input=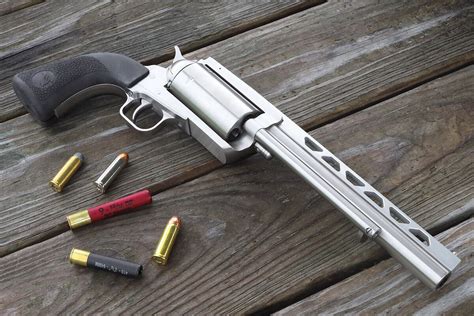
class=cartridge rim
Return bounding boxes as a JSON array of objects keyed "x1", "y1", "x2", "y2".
[
  {"x1": 49, "y1": 180, "x2": 62, "y2": 192},
  {"x1": 67, "y1": 210, "x2": 92, "y2": 229},
  {"x1": 151, "y1": 254, "x2": 167, "y2": 265},
  {"x1": 69, "y1": 248, "x2": 90, "y2": 266},
  {"x1": 94, "y1": 180, "x2": 106, "y2": 193}
]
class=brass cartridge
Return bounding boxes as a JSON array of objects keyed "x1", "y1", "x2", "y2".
[
  {"x1": 152, "y1": 216, "x2": 181, "y2": 265},
  {"x1": 49, "y1": 153, "x2": 84, "y2": 192}
]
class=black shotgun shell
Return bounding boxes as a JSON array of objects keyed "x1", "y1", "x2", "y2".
[{"x1": 69, "y1": 248, "x2": 143, "y2": 278}]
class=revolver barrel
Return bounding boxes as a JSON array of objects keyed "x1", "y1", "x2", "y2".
[
  {"x1": 118, "y1": 47, "x2": 460, "y2": 289},
  {"x1": 252, "y1": 124, "x2": 459, "y2": 289},
  {"x1": 160, "y1": 48, "x2": 460, "y2": 289}
]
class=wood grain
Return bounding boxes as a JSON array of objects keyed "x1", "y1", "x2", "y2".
[
  {"x1": 0, "y1": 0, "x2": 323, "y2": 121},
  {"x1": 0, "y1": 66, "x2": 472, "y2": 314},
  {"x1": 0, "y1": 0, "x2": 43, "y2": 16},
  {"x1": 275, "y1": 218, "x2": 474, "y2": 315},
  {"x1": 1, "y1": 0, "x2": 473, "y2": 256},
  {"x1": 3, "y1": 0, "x2": 473, "y2": 123}
]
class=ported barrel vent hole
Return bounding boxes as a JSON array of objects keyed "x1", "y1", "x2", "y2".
[
  {"x1": 410, "y1": 229, "x2": 430, "y2": 246},
  {"x1": 389, "y1": 207, "x2": 410, "y2": 224},
  {"x1": 305, "y1": 137, "x2": 323, "y2": 152},
  {"x1": 322, "y1": 156, "x2": 340, "y2": 171},
  {"x1": 346, "y1": 171, "x2": 364, "y2": 187},
  {"x1": 364, "y1": 191, "x2": 384, "y2": 208}
]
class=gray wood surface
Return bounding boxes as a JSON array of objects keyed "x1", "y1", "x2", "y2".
[
  {"x1": 0, "y1": 0, "x2": 323, "y2": 121},
  {"x1": 0, "y1": 0, "x2": 42, "y2": 16},
  {"x1": 275, "y1": 218, "x2": 474, "y2": 315},
  {"x1": 1, "y1": 0, "x2": 472, "y2": 257},
  {"x1": 0, "y1": 65, "x2": 472, "y2": 314}
]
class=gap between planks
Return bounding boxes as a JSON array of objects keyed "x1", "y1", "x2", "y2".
[
  {"x1": 272, "y1": 217, "x2": 474, "y2": 315},
  {"x1": 257, "y1": 214, "x2": 473, "y2": 315},
  {"x1": 305, "y1": 61, "x2": 474, "y2": 131},
  {"x1": 0, "y1": 0, "x2": 43, "y2": 16}
]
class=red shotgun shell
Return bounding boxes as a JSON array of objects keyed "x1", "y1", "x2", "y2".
[{"x1": 67, "y1": 189, "x2": 152, "y2": 229}]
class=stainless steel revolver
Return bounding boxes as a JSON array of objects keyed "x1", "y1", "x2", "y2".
[{"x1": 13, "y1": 46, "x2": 460, "y2": 289}]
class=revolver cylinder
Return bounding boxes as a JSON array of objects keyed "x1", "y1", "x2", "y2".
[{"x1": 167, "y1": 62, "x2": 258, "y2": 141}]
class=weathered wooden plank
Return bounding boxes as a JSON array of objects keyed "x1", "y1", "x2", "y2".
[
  {"x1": 3, "y1": 0, "x2": 473, "y2": 123},
  {"x1": 0, "y1": 66, "x2": 472, "y2": 314},
  {"x1": 185, "y1": 0, "x2": 474, "y2": 131},
  {"x1": 0, "y1": 0, "x2": 42, "y2": 16},
  {"x1": 1, "y1": 0, "x2": 473, "y2": 256},
  {"x1": 275, "y1": 218, "x2": 474, "y2": 315},
  {"x1": 0, "y1": 0, "x2": 324, "y2": 121}
]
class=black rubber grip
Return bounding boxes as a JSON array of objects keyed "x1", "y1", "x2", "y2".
[
  {"x1": 12, "y1": 53, "x2": 149, "y2": 122},
  {"x1": 87, "y1": 253, "x2": 143, "y2": 278}
]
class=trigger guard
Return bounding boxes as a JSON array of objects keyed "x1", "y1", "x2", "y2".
[
  {"x1": 54, "y1": 84, "x2": 127, "y2": 119},
  {"x1": 120, "y1": 95, "x2": 171, "y2": 133}
]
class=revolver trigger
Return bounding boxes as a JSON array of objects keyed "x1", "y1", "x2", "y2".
[
  {"x1": 131, "y1": 100, "x2": 153, "y2": 123},
  {"x1": 120, "y1": 94, "x2": 175, "y2": 133}
]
